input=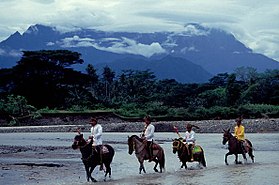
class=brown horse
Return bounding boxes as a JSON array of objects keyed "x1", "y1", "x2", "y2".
[
  {"x1": 172, "y1": 138, "x2": 206, "y2": 169},
  {"x1": 128, "y1": 135, "x2": 165, "y2": 174},
  {"x1": 222, "y1": 129, "x2": 254, "y2": 165},
  {"x1": 72, "y1": 134, "x2": 115, "y2": 182}
]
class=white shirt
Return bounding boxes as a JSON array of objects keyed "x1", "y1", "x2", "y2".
[
  {"x1": 144, "y1": 124, "x2": 155, "y2": 141},
  {"x1": 90, "y1": 124, "x2": 103, "y2": 146},
  {"x1": 185, "y1": 130, "x2": 195, "y2": 144}
]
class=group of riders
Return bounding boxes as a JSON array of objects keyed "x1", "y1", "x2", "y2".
[{"x1": 85, "y1": 115, "x2": 247, "y2": 170}]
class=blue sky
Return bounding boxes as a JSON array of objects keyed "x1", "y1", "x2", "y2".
[{"x1": 0, "y1": 0, "x2": 278, "y2": 61}]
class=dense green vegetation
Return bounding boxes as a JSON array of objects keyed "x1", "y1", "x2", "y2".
[{"x1": 0, "y1": 50, "x2": 278, "y2": 124}]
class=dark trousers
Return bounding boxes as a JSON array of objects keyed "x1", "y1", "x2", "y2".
[
  {"x1": 147, "y1": 141, "x2": 153, "y2": 158},
  {"x1": 92, "y1": 145, "x2": 103, "y2": 164}
]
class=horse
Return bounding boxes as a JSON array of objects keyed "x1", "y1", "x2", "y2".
[
  {"x1": 222, "y1": 129, "x2": 254, "y2": 165},
  {"x1": 127, "y1": 135, "x2": 165, "y2": 174},
  {"x1": 72, "y1": 134, "x2": 115, "y2": 182},
  {"x1": 172, "y1": 138, "x2": 206, "y2": 169}
]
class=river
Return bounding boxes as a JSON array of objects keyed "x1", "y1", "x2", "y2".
[{"x1": 0, "y1": 132, "x2": 279, "y2": 185}]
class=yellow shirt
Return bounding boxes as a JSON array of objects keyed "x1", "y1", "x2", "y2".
[{"x1": 234, "y1": 125, "x2": 245, "y2": 141}]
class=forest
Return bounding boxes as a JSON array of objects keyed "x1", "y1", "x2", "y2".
[{"x1": 0, "y1": 50, "x2": 278, "y2": 125}]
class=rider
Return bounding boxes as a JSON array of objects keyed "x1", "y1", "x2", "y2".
[
  {"x1": 185, "y1": 123, "x2": 197, "y2": 161},
  {"x1": 234, "y1": 117, "x2": 246, "y2": 153},
  {"x1": 141, "y1": 115, "x2": 155, "y2": 162},
  {"x1": 89, "y1": 117, "x2": 104, "y2": 170}
]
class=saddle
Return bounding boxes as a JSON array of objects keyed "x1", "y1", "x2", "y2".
[
  {"x1": 92, "y1": 145, "x2": 109, "y2": 154},
  {"x1": 151, "y1": 143, "x2": 160, "y2": 150}
]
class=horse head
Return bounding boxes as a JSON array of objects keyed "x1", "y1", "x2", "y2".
[
  {"x1": 222, "y1": 128, "x2": 232, "y2": 145},
  {"x1": 127, "y1": 135, "x2": 136, "y2": 155},
  {"x1": 172, "y1": 138, "x2": 183, "y2": 154},
  {"x1": 72, "y1": 134, "x2": 87, "y2": 150},
  {"x1": 128, "y1": 135, "x2": 144, "y2": 155}
]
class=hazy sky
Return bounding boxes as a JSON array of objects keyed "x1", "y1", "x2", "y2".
[{"x1": 0, "y1": 0, "x2": 278, "y2": 61}]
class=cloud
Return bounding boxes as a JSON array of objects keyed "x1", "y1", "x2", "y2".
[
  {"x1": 0, "y1": 0, "x2": 278, "y2": 61},
  {"x1": 58, "y1": 35, "x2": 166, "y2": 58}
]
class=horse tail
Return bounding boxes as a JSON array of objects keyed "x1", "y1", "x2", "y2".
[
  {"x1": 160, "y1": 149, "x2": 165, "y2": 170},
  {"x1": 201, "y1": 151, "x2": 206, "y2": 167},
  {"x1": 245, "y1": 139, "x2": 255, "y2": 162}
]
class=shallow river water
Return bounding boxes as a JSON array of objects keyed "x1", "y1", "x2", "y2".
[{"x1": 0, "y1": 132, "x2": 279, "y2": 185}]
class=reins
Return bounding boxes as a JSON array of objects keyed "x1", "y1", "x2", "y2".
[
  {"x1": 173, "y1": 139, "x2": 189, "y2": 159},
  {"x1": 132, "y1": 137, "x2": 146, "y2": 154}
]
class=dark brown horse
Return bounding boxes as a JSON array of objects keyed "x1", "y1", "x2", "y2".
[
  {"x1": 72, "y1": 134, "x2": 115, "y2": 182},
  {"x1": 128, "y1": 135, "x2": 165, "y2": 174},
  {"x1": 222, "y1": 129, "x2": 254, "y2": 165},
  {"x1": 172, "y1": 138, "x2": 206, "y2": 169}
]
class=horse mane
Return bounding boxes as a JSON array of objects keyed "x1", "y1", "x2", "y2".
[{"x1": 130, "y1": 135, "x2": 144, "y2": 142}]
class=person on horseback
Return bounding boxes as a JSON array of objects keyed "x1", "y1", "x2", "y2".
[
  {"x1": 185, "y1": 123, "x2": 198, "y2": 161},
  {"x1": 234, "y1": 117, "x2": 246, "y2": 154},
  {"x1": 141, "y1": 115, "x2": 155, "y2": 162},
  {"x1": 89, "y1": 117, "x2": 104, "y2": 170}
]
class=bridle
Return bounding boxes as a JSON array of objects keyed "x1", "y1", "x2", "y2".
[
  {"x1": 172, "y1": 140, "x2": 182, "y2": 150},
  {"x1": 173, "y1": 139, "x2": 189, "y2": 158},
  {"x1": 129, "y1": 136, "x2": 146, "y2": 155}
]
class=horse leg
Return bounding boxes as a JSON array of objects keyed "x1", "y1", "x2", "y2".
[
  {"x1": 90, "y1": 166, "x2": 97, "y2": 182},
  {"x1": 183, "y1": 161, "x2": 187, "y2": 169},
  {"x1": 139, "y1": 162, "x2": 146, "y2": 174},
  {"x1": 242, "y1": 152, "x2": 247, "y2": 164},
  {"x1": 103, "y1": 162, "x2": 111, "y2": 181},
  {"x1": 225, "y1": 152, "x2": 232, "y2": 165},
  {"x1": 235, "y1": 153, "x2": 242, "y2": 164},
  {"x1": 153, "y1": 159, "x2": 159, "y2": 172},
  {"x1": 249, "y1": 149, "x2": 255, "y2": 163},
  {"x1": 85, "y1": 165, "x2": 90, "y2": 182}
]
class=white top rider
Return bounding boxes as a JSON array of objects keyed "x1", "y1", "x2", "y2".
[
  {"x1": 89, "y1": 118, "x2": 103, "y2": 146},
  {"x1": 144, "y1": 122, "x2": 155, "y2": 141},
  {"x1": 185, "y1": 129, "x2": 196, "y2": 144}
]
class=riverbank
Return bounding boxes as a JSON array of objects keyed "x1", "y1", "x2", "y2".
[{"x1": 0, "y1": 118, "x2": 278, "y2": 133}]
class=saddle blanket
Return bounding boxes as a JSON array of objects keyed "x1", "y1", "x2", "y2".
[{"x1": 193, "y1": 145, "x2": 202, "y2": 154}]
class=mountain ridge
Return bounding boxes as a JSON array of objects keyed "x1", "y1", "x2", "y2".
[{"x1": 0, "y1": 23, "x2": 278, "y2": 83}]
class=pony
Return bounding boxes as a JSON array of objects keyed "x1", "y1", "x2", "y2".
[
  {"x1": 72, "y1": 134, "x2": 115, "y2": 182},
  {"x1": 127, "y1": 135, "x2": 165, "y2": 174},
  {"x1": 222, "y1": 129, "x2": 254, "y2": 165},
  {"x1": 172, "y1": 138, "x2": 206, "y2": 169}
]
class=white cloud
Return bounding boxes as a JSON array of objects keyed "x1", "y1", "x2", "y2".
[
  {"x1": 58, "y1": 35, "x2": 166, "y2": 58},
  {"x1": 93, "y1": 37, "x2": 166, "y2": 58},
  {"x1": 0, "y1": 0, "x2": 278, "y2": 61}
]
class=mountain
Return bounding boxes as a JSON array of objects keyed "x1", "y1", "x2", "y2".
[
  {"x1": 0, "y1": 23, "x2": 278, "y2": 83},
  {"x1": 95, "y1": 56, "x2": 212, "y2": 83}
]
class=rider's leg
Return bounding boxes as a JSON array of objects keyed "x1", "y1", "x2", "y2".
[
  {"x1": 99, "y1": 145, "x2": 104, "y2": 171},
  {"x1": 189, "y1": 144, "x2": 194, "y2": 161},
  {"x1": 147, "y1": 141, "x2": 153, "y2": 162}
]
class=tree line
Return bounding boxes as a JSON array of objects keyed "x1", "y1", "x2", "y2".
[{"x1": 0, "y1": 50, "x2": 278, "y2": 124}]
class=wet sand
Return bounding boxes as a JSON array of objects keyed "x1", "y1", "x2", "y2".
[{"x1": 1, "y1": 132, "x2": 279, "y2": 185}]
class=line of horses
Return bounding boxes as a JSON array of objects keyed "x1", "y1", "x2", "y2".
[{"x1": 71, "y1": 129, "x2": 255, "y2": 182}]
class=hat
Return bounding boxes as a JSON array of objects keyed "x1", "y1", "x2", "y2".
[{"x1": 89, "y1": 117, "x2": 97, "y2": 124}]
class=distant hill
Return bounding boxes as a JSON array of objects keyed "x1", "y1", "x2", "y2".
[
  {"x1": 96, "y1": 55, "x2": 212, "y2": 83},
  {"x1": 0, "y1": 23, "x2": 278, "y2": 83}
]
